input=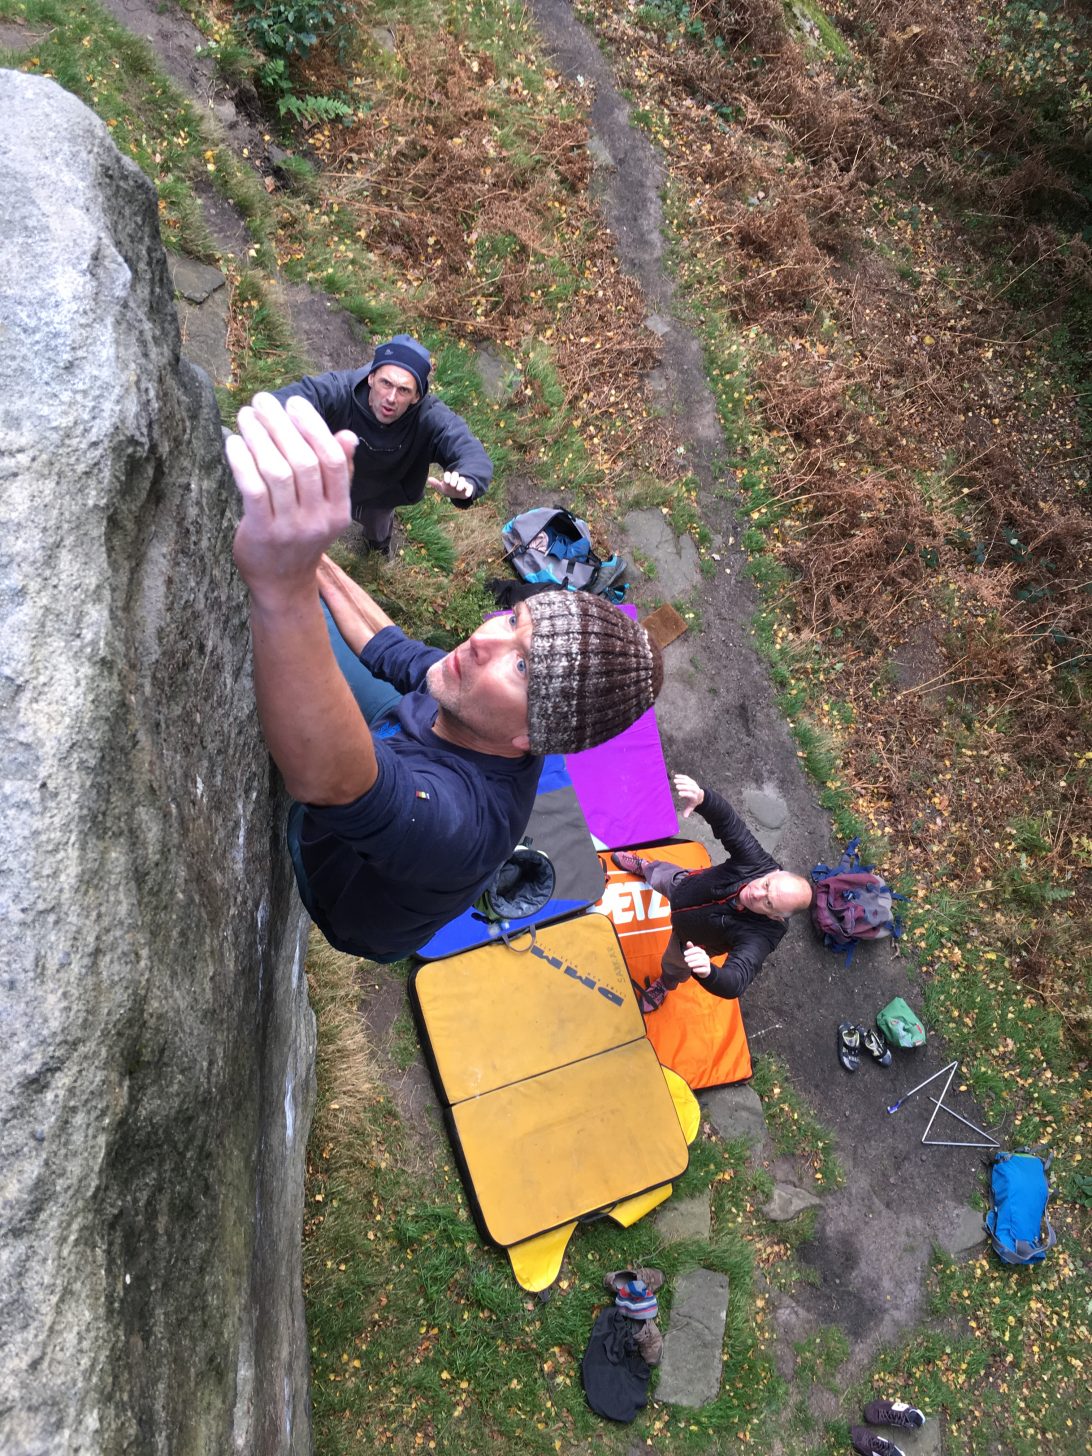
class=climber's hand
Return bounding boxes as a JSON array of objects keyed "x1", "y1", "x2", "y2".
[{"x1": 226, "y1": 393, "x2": 356, "y2": 604}]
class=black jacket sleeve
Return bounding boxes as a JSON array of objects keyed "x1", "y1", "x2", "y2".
[
  {"x1": 422, "y1": 399, "x2": 493, "y2": 508},
  {"x1": 696, "y1": 788, "x2": 772, "y2": 867},
  {"x1": 272, "y1": 371, "x2": 361, "y2": 433},
  {"x1": 700, "y1": 926, "x2": 783, "y2": 999}
]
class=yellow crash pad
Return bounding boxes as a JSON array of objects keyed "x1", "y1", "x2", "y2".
[{"x1": 411, "y1": 915, "x2": 690, "y2": 1247}]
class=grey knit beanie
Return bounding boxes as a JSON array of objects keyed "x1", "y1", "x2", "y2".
[{"x1": 523, "y1": 593, "x2": 663, "y2": 754}]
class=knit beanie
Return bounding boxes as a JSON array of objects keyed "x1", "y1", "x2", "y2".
[
  {"x1": 366, "y1": 334, "x2": 431, "y2": 397},
  {"x1": 524, "y1": 592, "x2": 663, "y2": 755},
  {"x1": 614, "y1": 1279, "x2": 659, "y2": 1320}
]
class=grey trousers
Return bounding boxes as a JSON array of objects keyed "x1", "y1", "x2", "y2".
[
  {"x1": 643, "y1": 860, "x2": 692, "y2": 988},
  {"x1": 352, "y1": 501, "x2": 394, "y2": 549}
]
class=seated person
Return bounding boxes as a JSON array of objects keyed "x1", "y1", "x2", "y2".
[{"x1": 613, "y1": 774, "x2": 811, "y2": 1012}]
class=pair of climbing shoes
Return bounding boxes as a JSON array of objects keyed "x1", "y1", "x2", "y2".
[{"x1": 837, "y1": 1022, "x2": 892, "y2": 1073}]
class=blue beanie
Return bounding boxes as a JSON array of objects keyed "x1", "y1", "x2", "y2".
[{"x1": 367, "y1": 334, "x2": 431, "y2": 398}]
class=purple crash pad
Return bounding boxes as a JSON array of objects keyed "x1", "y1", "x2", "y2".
[{"x1": 565, "y1": 605, "x2": 677, "y2": 851}]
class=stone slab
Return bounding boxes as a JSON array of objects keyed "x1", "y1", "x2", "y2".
[
  {"x1": 937, "y1": 1204, "x2": 986, "y2": 1259},
  {"x1": 175, "y1": 292, "x2": 232, "y2": 388},
  {"x1": 656, "y1": 1268, "x2": 730, "y2": 1407},
  {"x1": 475, "y1": 343, "x2": 516, "y2": 401},
  {"x1": 624, "y1": 508, "x2": 700, "y2": 600},
  {"x1": 768, "y1": 1292, "x2": 815, "y2": 1380},
  {"x1": 762, "y1": 1182, "x2": 823, "y2": 1222},
  {"x1": 654, "y1": 1193, "x2": 711, "y2": 1245},
  {"x1": 743, "y1": 788, "x2": 789, "y2": 852},
  {"x1": 167, "y1": 254, "x2": 226, "y2": 304},
  {"x1": 700, "y1": 1084, "x2": 766, "y2": 1145},
  {"x1": 587, "y1": 134, "x2": 614, "y2": 169}
]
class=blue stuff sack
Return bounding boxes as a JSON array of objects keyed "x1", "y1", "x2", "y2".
[{"x1": 985, "y1": 1148, "x2": 1056, "y2": 1265}]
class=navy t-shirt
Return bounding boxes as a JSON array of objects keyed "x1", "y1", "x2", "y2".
[{"x1": 288, "y1": 626, "x2": 541, "y2": 961}]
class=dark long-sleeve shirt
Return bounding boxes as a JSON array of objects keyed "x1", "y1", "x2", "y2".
[
  {"x1": 288, "y1": 628, "x2": 539, "y2": 962},
  {"x1": 669, "y1": 789, "x2": 787, "y2": 998},
  {"x1": 273, "y1": 368, "x2": 492, "y2": 512}
]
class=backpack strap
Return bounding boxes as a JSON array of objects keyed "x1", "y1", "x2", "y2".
[
  {"x1": 487, "y1": 923, "x2": 537, "y2": 953},
  {"x1": 1015, "y1": 1222, "x2": 1057, "y2": 1260}
]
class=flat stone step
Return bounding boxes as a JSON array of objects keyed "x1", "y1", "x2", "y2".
[
  {"x1": 700, "y1": 1084, "x2": 767, "y2": 1145},
  {"x1": 656, "y1": 1267, "x2": 730, "y2": 1408},
  {"x1": 936, "y1": 1203, "x2": 986, "y2": 1259},
  {"x1": 654, "y1": 1192, "x2": 711, "y2": 1244},
  {"x1": 623, "y1": 508, "x2": 700, "y2": 599},
  {"x1": 762, "y1": 1182, "x2": 823, "y2": 1222}
]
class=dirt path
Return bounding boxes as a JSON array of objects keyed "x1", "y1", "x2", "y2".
[
  {"x1": 525, "y1": 0, "x2": 984, "y2": 1384},
  {"x1": 102, "y1": 0, "x2": 985, "y2": 1402}
]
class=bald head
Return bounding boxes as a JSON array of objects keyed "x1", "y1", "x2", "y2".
[{"x1": 738, "y1": 870, "x2": 814, "y2": 921}]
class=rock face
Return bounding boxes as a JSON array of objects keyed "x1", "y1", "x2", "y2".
[{"x1": 0, "y1": 70, "x2": 314, "y2": 1455}]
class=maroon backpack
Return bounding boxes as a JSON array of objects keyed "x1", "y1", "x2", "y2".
[{"x1": 810, "y1": 839, "x2": 905, "y2": 964}]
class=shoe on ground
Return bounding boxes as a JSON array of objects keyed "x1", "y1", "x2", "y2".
[
  {"x1": 365, "y1": 536, "x2": 392, "y2": 559},
  {"x1": 612, "y1": 850, "x2": 650, "y2": 878},
  {"x1": 863, "y1": 1399, "x2": 925, "y2": 1430},
  {"x1": 604, "y1": 1266, "x2": 665, "y2": 1295},
  {"x1": 837, "y1": 1021, "x2": 861, "y2": 1073},
  {"x1": 850, "y1": 1428, "x2": 905, "y2": 1456},
  {"x1": 637, "y1": 978, "x2": 669, "y2": 1015},
  {"x1": 859, "y1": 1024, "x2": 893, "y2": 1067},
  {"x1": 632, "y1": 1318, "x2": 663, "y2": 1366}
]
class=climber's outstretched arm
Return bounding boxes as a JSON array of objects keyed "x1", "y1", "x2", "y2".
[{"x1": 225, "y1": 393, "x2": 379, "y2": 805}]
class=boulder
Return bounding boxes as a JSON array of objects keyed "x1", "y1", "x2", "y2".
[{"x1": 0, "y1": 70, "x2": 313, "y2": 1455}]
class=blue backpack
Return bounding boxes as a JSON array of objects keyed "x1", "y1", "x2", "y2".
[
  {"x1": 985, "y1": 1148, "x2": 1056, "y2": 1265},
  {"x1": 501, "y1": 507, "x2": 629, "y2": 602}
]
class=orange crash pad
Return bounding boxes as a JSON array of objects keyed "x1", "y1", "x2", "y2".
[{"x1": 591, "y1": 841, "x2": 753, "y2": 1090}]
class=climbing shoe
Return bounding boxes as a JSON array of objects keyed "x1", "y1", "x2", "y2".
[
  {"x1": 863, "y1": 1400, "x2": 925, "y2": 1430},
  {"x1": 837, "y1": 1021, "x2": 861, "y2": 1073},
  {"x1": 612, "y1": 850, "x2": 651, "y2": 878},
  {"x1": 850, "y1": 1429, "x2": 905, "y2": 1456},
  {"x1": 633, "y1": 1318, "x2": 663, "y2": 1366},
  {"x1": 637, "y1": 978, "x2": 669, "y2": 1015},
  {"x1": 858, "y1": 1025, "x2": 893, "y2": 1068},
  {"x1": 604, "y1": 1267, "x2": 665, "y2": 1296}
]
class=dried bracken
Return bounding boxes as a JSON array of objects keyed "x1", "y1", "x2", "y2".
[
  {"x1": 595, "y1": 0, "x2": 1090, "y2": 1004},
  {"x1": 298, "y1": 27, "x2": 672, "y2": 488}
]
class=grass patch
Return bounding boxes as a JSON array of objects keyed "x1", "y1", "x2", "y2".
[
  {"x1": 304, "y1": 938, "x2": 793, "y2": 1455},
  {"x1": 3, "y1": 0, "x2": 272, "y2": 258},
  {"x1": 751, "y1": 1057, "x2": 844, "y2": 1189},
  {"x1": 223, "y1": 272, "x2": 309, "y2": 412}
]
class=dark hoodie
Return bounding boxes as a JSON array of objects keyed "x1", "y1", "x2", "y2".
[{"x1": 273, "y1": 364, "x2": 492, "y2": 513}]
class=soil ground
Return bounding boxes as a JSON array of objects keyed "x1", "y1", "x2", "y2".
[
  {"x1": 90, "y1": 0, "x2": 989, "y2": 1415},
  {"x1": 524, "y1": 0, "x2": 982, "y2": 1374}
]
